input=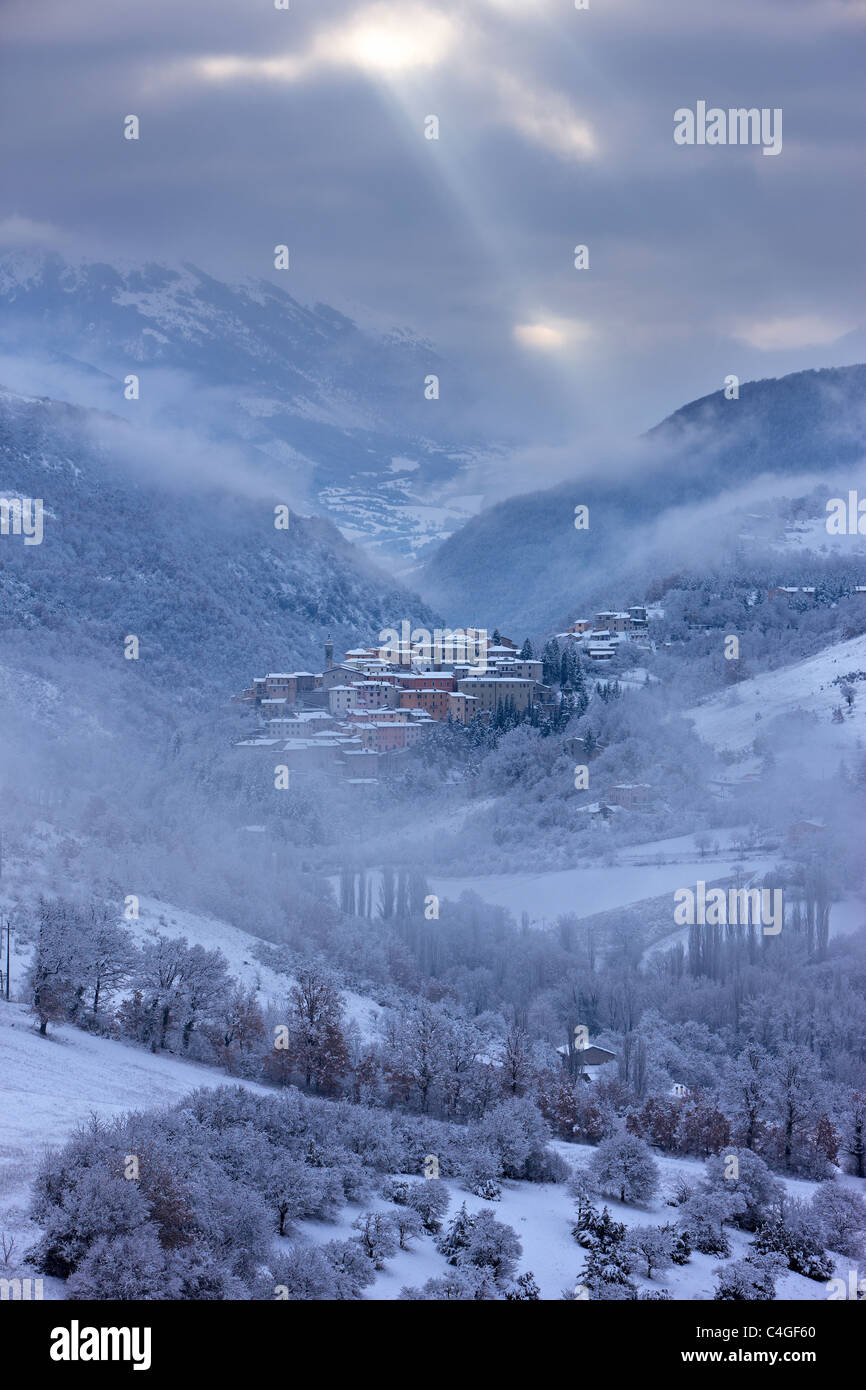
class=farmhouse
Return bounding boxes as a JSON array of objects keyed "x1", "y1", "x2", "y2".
[{"x1": 556, "y1": 1039, "x2": 617, "y2": 1081}]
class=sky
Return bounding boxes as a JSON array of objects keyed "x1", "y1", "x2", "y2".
[{"x1": 1, "y1": 0, "x2": 865, "y2": 453}]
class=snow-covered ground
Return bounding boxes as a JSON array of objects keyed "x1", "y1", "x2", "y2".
[
  {"x1": 767, "y1": 516, "x2": 866, "y2": 555},
  {"x1": 0, "y1": 1000, "x2": 268, "y2": 1296},
  {"x1": 687, "y1": 632, "x2": 866, "y2": 754},
  {"x1": 294, "y1": 1142, "x2": 860, "y2": 1302},
  {"x1": 1, "y1": 999, "x2": 862, "y2": 1302},
  {"x1": 429, "y1": 831, "x2": 773, "y2": 928}
]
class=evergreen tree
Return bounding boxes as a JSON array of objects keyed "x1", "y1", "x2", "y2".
[
  {"x1": 437, "y1": 1202, "x2": 476, "y2": 1264},
  {"x1": 506, "y1": 1270, "x2": 541, "y2": 1299},
  {"x1": 541, "y1": 638, "x2": 561, "y2": 686}
]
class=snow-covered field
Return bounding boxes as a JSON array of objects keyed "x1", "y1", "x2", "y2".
[
  {"x1": 768, "y1": 516, "x2": 866, "y2": 555},
  {"x1": 0, "y1": 1001, "x2": 268, "y2": 1296},
  {"x1": 0, "y1": 898, "x2": 384, "y2": 1296},
  {"x1": 294, "y1": 1142, "x2": 858, "y2": 1302},
  {"x1": 430, "y1": 831, "x2": 773, "y2": 928},
  {"x1": 687, "y1": 632, "x2": 866, "y2": 754}
]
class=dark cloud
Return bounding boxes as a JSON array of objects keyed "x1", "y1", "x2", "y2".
[{"x1": 1, "y1": 0, "x2": 863, "y2": 452}]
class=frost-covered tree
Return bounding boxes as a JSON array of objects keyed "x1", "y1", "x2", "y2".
[
  {"x1": 624, "y1": 1224, "x2": 675, "y2": 1280},
  {"x1": 461, "y1": 1209, "x2": 522, "y2": 1284},
  {"x1": 130, "y1": 935, "x2": 230, "y2": 1054},
  {"x1": 437, "y1": 1202, "x2": 476, "y2": 1264},
  {"x1": 461, "y1": 1142, "x2": 502, "y2": 1200},
  {"x1": 752, "y1": 1203, "x2": 833, "y2": 1282},
  {"x1": 589, "y1": 1132, "x2": 660, "y2": 1205},
  {"x1": 318, "y1": 1238, "x2": 377, "y2": 1299},
  {"x1": 713, "y1": 1253, "x2": 784, "y2": 1301},
  {"x1": 264, "y1": 1157, "x2": 341, "y2": 1235},
  {"x1": 176, "y1": 943, "x2": 232, "y2": 1052},
  {"x1": 572, "y1": 1203, "x2": 628, "y2": 1253},
  {"x1": 406, "y1": 1179, "x2": 450, "y2": 1233},
  {"x1": 392, "y1": 1205, "x2": 424, "y2": 1250},
  {"x1": 385, "y1": 1002, "x2": 444, "y2": 1114},
  {"x1": 65, "y1": 1224, "x2": 178, "y2": 1301},
  {"x1": 400, "y1": 1266, "x2": 502, "y2": 1300},
  {"x1": 659, "y1": 1222, "x2": 692, "y2": 1265},
  {"x1": 568, "y1": 1166, "x2": 599, "y2": 1223},
  {"x1": 679, "y1": 1190, "x2": 742, "y2": 1256},
  {"x1": 381, "y1": 1176, "x2": 411, "y2": 1205},
  {"x1": 501, "y1": 1014, "x2": 534, "y2": 1098},
  {"x1": 702, "y1": 1148, "x2": 784, "y2": 1231},
  {"x1": 30, "y1": 1152, "x2": 152, "y2": 1278},
  {"x1": 541, "y1": 639, "x2": 561, "y2": 686},
  {"x1": 506, "y1": 1270, "x2": 541, "y2": 1299},
  {"x1": 577, "y1": 1228, "x2": 637, "y2": 1301},
  {"x1": 840, "y1": 1091, "x2": 866, "y2": 1179},
  {"x1": 475, "y1": 1097, "x2": 552, "y2": 1180},
  {"x1": 725, "y1": 1043, "x2": 771, "y2": 1150},
  {"x1": 438, "y1": 1012, "x2": 483, "y2": 1118},
  {"x1": 352, "y1": 1211, "x2": 399, "y2": 1269},
  {"x1": 810, "y1": 1183, "x2": 866, "y2": 1258},
  {"x1": 211, "y1": 985, "x2": 266, "y2": 1075},
  {"x1": 275, "y1": 964, "x2": 350, "y2": 1093},
  {"x1": 27, "y1": 898, "x2": 86, "y2": 1034},
  {"x1": 269, "y1": 1244, "x2": 339, "y2": 1300},
  {"x1": 767, "y1": 1048, "x2": 824, "y2": 1173}
]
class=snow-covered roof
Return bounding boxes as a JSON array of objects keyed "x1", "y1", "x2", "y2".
[{"x1": 555, "y1": 1043, "x2": 616, "y2": 1064}]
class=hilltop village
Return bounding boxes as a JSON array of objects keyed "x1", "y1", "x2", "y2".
[{"x1": 233, "y1": 606, "x2": 656, "y2": 788}]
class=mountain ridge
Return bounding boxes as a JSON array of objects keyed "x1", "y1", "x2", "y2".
[
  {"x1": 0, "y1": 248, "x2": 486, "y2": 566},
  {"x1": 418, "y1": 363, "x2": 866, "y2": 631}
]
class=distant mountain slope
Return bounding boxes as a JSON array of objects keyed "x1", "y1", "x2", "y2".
[
  {"x1": 0, "y1": 250, "x2": 486, "y2": 564},
  {"x1": 419, "y1": 365, "x2": 866, "y2": 631},
  {"x1": 0, "y1": 386, "x2": 437, "y2": 699}
]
